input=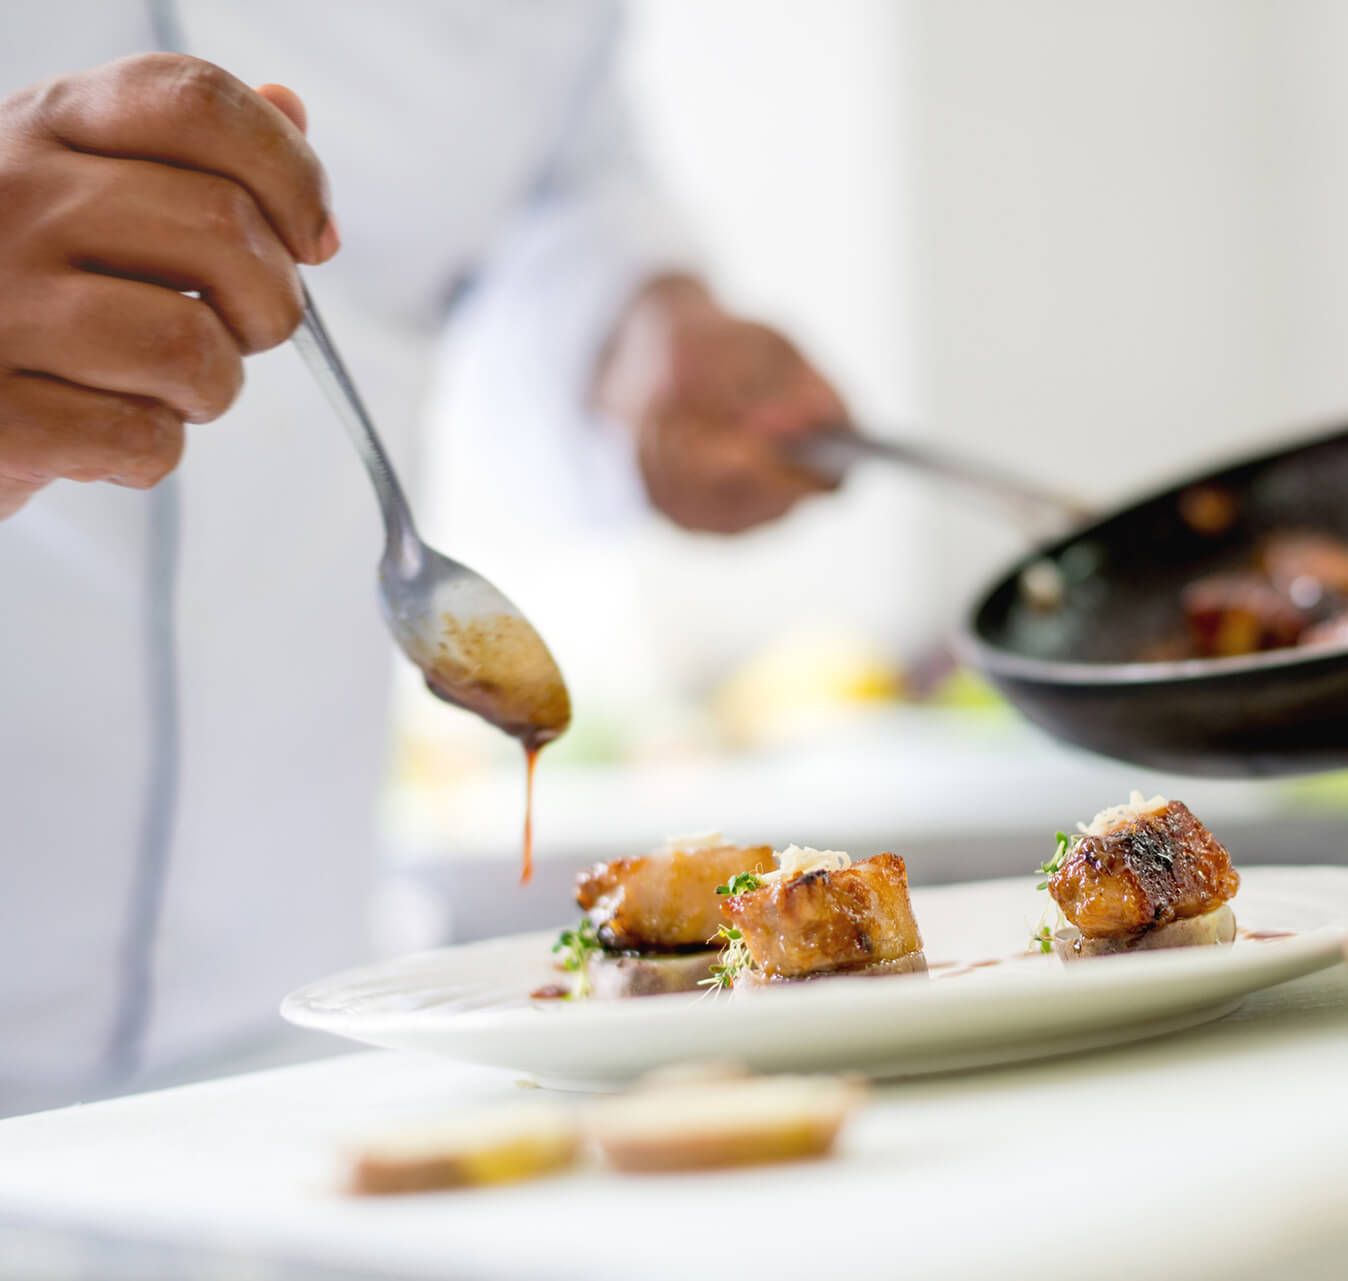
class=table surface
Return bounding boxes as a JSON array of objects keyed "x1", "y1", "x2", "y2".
[{"x1": 2, "y1": 962, "x2": 1347, "y2": 1281}]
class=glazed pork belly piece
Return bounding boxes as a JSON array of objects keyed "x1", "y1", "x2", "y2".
[
  {"x1": 577, "y1": 835, "x2": 771, "y2": 953},
  {"x1": 1181, "y1": 572, "x2": 1308, "y2": 657},
  {"x1": 1047, "y1": 794, "x2": 1240, "y2": 957},
  {"x1": 722, "y1": 849, "x2": 925, "y2": 983}
]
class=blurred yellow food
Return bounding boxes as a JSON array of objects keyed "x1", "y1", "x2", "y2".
[
  {"x1": 346, "y1": 1105, "x2": 580, "y2": 1195},
  {"x1": 928, "y1": 666, "x2": 1005, "y2": 710},
  {"x1": 588, "y1": 1073, "x2": 865, "y2": 1173},
  {"x1": 714, "y1": 626, "x2": 903, "y2": 747}
]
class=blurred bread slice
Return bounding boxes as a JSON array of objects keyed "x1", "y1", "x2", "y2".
[
  {"x1": 589, "y1": 1074, "x2": 864, "y2": 1173},
  {"x1": 347, "y1": 1106, "x2": 580, "y2": 1195}
]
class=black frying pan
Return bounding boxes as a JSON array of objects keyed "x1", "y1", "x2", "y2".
[{"x1": 802, "y1": 423, "x2": 1348, "y2": 777}]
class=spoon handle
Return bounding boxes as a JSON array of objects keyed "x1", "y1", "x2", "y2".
[
  {"x1": 791, "y1": 428, "x2": 1093, "y2": 536},
  {"x1": 292, "y1": 283, "x2": 420, "y2": 560}
]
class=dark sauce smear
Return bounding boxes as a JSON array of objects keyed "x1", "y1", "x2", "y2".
[{"x1": 529, "y1": 983, "x2": 570, "y2": 1001}]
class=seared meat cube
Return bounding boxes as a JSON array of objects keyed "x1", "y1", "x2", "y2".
[
  {"x1": 1260, "y1": 531, "x2": 1348, "y2": 601},
  {"x1": 723, "y1": 852, "x2": 923, "y2": 980},
  {"x1": 1182, "y1": 572, "x2": 1307, "y2": 657},
  {"x1": 1048, "y1": 799, "x2": 1239, "y2": 940},
  {"x1": 577, "y1": 838, "x2": 771, "y2": 952},
  {"x1": 1300, "y1": 613, "x2": 1348, "y2": 648}
]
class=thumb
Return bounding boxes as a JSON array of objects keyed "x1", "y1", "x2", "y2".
[{"x1": 255, "y1": 82, "x2": 308, "y2": 134}]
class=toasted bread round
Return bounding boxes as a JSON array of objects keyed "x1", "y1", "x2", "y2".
[
  {"x1": 347, "y1": 1106, "x2": 580, "y2": 1195},
  {"x1": 735, "y1": 950, "x2": 928, "y2": 989},
  {"x1": 588, "y1": 1075, "x2": 864, "y2": 1173},
  {"x1": 588, "y1": 950, "x2": 719, "y2": 999},
  {"x1": 1054, "y1": 902, "x2": 1236, "y2": 961}
]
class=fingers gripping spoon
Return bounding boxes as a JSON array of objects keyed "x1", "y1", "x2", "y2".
[{"x1": 292, "y1": 285, "x2": 570, "y2": 880}]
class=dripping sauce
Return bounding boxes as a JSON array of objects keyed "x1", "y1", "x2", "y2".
[{"x1": 521, "y1": 744, "x2": 540, "y2": 885}]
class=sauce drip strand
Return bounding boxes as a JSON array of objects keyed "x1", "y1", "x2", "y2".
[
  {"x1": 521, "y1": 745, "x2": 540, "y2": 885},
  {"x1": 419, "y1": 611, "x2": 571, "y2": 884}
]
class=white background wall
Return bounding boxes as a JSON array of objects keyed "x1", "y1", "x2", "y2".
[
  {"x1": 618, "y1": 0, "x2": 931, "y2": 682},
  {"x1": 627, "y1": 0, "x2": 1348, "y2": 632}
]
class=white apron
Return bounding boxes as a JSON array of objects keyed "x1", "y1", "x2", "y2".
[{"x1": 0, "y1": 0, "x2": 684, "y2": 1113}]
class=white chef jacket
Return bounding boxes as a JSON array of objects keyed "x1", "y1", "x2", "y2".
[{"x1": 0, "y1": 0, "x2": 690, "y2": 1114}]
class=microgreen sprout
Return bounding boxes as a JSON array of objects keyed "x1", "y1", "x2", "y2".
[
  {"x1": 699, "y1": 923, "x2": 754, "y2": 991},
  {"x1": 715, "y1": 872, "x2": 762, "y2": 897},
  {"x1": 1036, "y1": 831, "x2": 1076, "y2": 891},
  {"x1": 551, "y1": 918, "x2": 601, "y2": 999}
]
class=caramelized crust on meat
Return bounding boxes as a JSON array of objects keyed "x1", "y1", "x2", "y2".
[
  {"x1": 1048, "y1": 801, "x2": 1240, "y2": 940},
  {"x1": 722, "y1": 852, "x2": 923, "y2": 980},
  {"x1": 577, "y1": 843, "x2": 772, "y2": 952}
]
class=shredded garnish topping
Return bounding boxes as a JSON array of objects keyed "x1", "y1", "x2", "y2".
[
  {"x1": 761, "y1": 845, "x2": 852, "y2": 885},
  {"x1": 1080, "y1": 790, "x2": 1168, "y2": 837},
  {"x1": 656, "y1": 831, "x2": 729, "y2": 856}
]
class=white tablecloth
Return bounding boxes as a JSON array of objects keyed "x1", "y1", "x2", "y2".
[{"x1": 1, "y1": 962, "x2": 1347, "y2": 1281}]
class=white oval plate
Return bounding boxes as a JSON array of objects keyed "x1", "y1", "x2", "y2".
[{"x1": 283, "y1": 866, "x2": 1348, "y2": 1088}]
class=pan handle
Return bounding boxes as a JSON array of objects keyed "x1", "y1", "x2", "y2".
[{"x1": 790, "y1": 428, "x2": 1093, "y2": 538}]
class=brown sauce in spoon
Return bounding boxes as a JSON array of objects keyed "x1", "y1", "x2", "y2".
[{"x1": 419, "y1": 612, "x2": 571, "y2": 884}]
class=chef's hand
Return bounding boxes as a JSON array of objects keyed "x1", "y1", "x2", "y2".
[
  {"x1": 0, "y1": 54, "x2": 336, "y2": 520},
  {"x1": 593, "y1": 276, "x2": 847, "y2": 534}
]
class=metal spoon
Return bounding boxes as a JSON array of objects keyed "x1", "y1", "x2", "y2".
[
  {"x1": 790, "y1": 427, "x2": 1092, "y2": 537},
  {"x1": 791, "y1": 427, "x2": 1095, "y2": 610},
  {"x1": 292, "y1": 284, "x2": 571, "y2": 750}
]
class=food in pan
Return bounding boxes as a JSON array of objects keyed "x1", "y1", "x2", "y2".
[
  {"x1": 1144, "y1": 528, "x2": 1348, "y2": 660},
  {"x1": 555, "y1": 834, "x2": 773, "y2": 998},
  {"x1": 1260, "y1": 529, "x2": 1348, "y2": 598},
  {"x1": 1302, "y1": 613, "x2": 1348, "y2": 646},
  {"x1": 588, "y1": 1072, "x2": 865, "y2": 1173},
  {"x1": 712, "y1": 846, "x2": 927, "y2": 988},
  {"x1": 347, "y1": 1105, "x2": 581, "y2": 1195},
  {"x1": 1035, "y1": 792, "x2": 1240, "y2": 959},
  {"x1": 1181, "y1": 572, "x2": 1310, "y2": 657}
]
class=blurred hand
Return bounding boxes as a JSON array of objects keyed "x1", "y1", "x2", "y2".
[
  {"x1": 594, "y1": 276, "x2": 847, "y2": 534},
  {"x1": 0, "y1": 54, "x2": 337, "y2": 520}
]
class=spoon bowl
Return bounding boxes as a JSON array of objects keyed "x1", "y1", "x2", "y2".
[{"x1": 379, "y1": 540, "x2": 571, "y2": 748}]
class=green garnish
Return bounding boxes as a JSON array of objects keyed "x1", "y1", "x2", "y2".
[
  {"x1": 552, "y1": 918, "x2": 601, "y2": 999},
  {"x1": 1030, "y1": 925, "x2": 1053, "y2": 954},
  {"x1": 699, "y1": 923, "x2": 754, "y2": 991},
  {"x1": 1036, "y1": 831, "x2": 1076, "y2": 891},
  {"x1": 715, "y1": 872, "x2": 762, "y2": 897}
]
